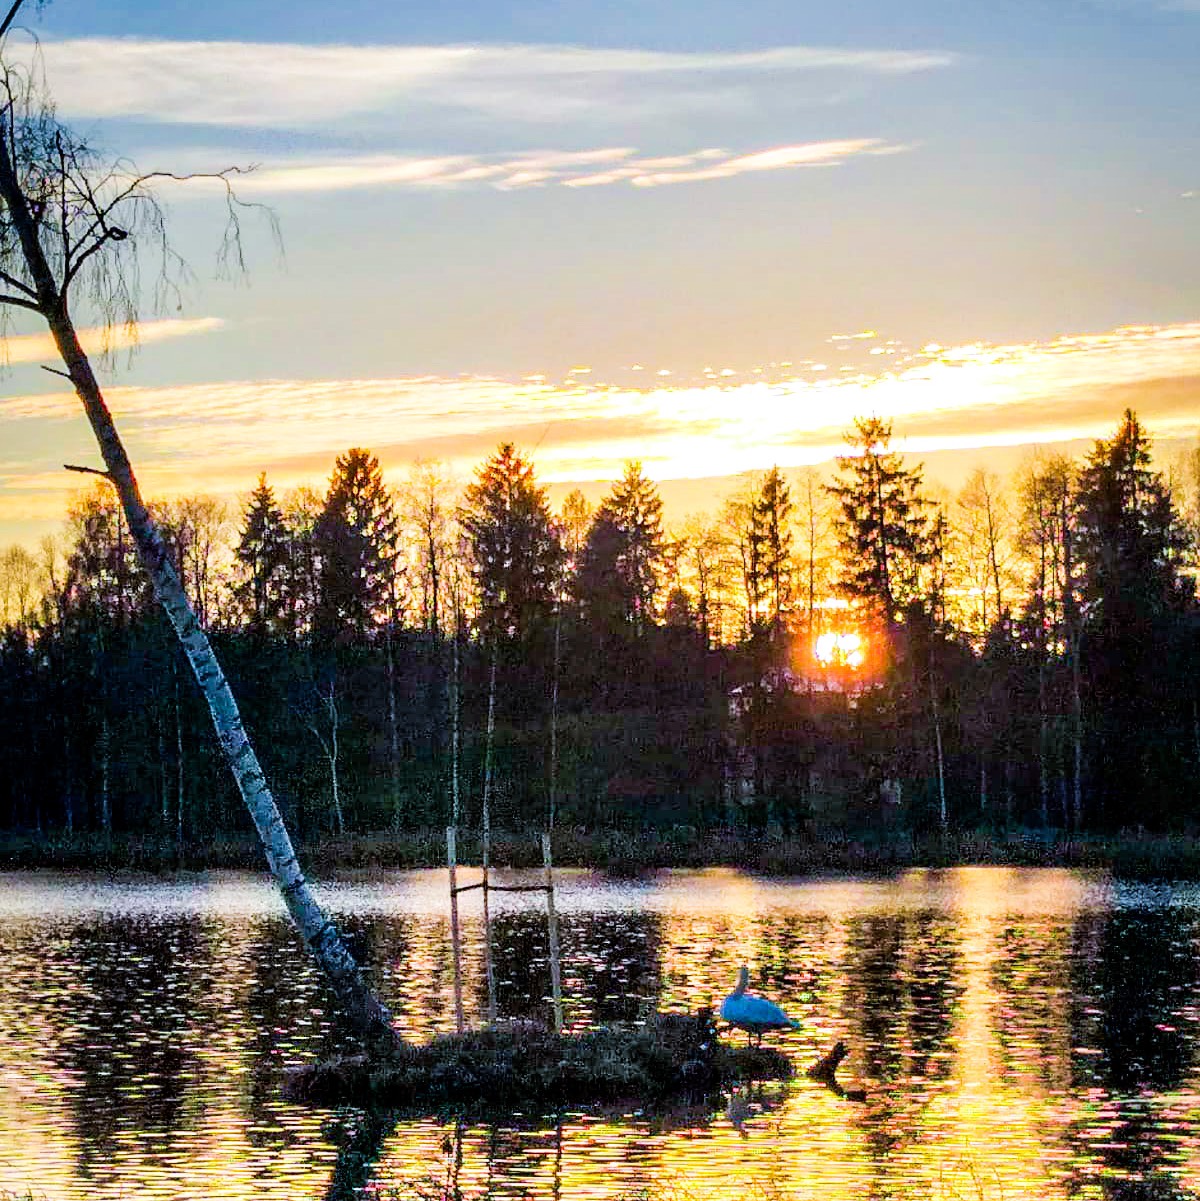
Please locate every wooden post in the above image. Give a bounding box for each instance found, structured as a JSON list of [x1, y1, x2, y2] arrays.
[[446, 825, 465, 1033], [451, 613, 460, 827], [549, 598, 560, 832], [481, 830, 497, 1025], [482, 647, 498, 1024], [543, 832, 563, 1032]]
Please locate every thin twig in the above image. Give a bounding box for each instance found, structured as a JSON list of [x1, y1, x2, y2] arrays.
[[41, 364, 71, 379]]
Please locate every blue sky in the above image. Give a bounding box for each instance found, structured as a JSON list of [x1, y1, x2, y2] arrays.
[[0, 0, 1197, 542]]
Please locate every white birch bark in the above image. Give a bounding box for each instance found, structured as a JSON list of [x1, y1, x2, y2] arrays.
[[0, 122, 396, 1048]]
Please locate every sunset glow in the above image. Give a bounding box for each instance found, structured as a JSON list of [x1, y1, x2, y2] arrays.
[[3, 319, 1199, 544], [0, 3, 1196, 553], [814, 630, 866, 669]]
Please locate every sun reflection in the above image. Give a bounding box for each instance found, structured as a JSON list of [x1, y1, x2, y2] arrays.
[[4, 870, 1199, 1201]]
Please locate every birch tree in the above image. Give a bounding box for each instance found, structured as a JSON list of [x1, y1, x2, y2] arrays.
[[0, 542, 39, 628], [0, 48, 394, 1043], [795, 468, 835, 649], [953, 468, 1015, 643]]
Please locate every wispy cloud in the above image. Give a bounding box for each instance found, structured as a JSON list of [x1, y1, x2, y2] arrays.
[[0, 317, 224, 365], [628, 140, 898, 186], [231, 141, 899, 194], [16, 37, 954, 129]]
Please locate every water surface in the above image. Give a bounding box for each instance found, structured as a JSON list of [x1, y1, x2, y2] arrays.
[[2, 866, 1198, 1200]]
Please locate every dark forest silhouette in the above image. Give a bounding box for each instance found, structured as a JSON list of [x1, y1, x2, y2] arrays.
[[0, 411, 1197, 856]]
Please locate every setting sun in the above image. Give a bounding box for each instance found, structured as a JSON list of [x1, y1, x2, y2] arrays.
[[814, 630, 866, 669]]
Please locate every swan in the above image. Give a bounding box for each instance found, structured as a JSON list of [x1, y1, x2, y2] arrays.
[[720, 966, 800, 1045]]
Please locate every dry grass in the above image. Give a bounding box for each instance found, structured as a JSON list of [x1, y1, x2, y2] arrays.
[[284, 1010, 790, 1114]]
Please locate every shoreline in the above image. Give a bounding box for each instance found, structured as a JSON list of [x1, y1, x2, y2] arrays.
[[2, 826, 1199, 879]]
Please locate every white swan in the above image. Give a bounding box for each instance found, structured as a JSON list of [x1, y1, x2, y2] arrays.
[[720, 966, 800, 1045]]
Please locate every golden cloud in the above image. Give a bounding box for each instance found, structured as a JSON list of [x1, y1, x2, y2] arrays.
[[2, 319, 1198, 545]]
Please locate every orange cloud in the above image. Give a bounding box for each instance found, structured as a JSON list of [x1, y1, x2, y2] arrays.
[[0, 317, 224, 366]]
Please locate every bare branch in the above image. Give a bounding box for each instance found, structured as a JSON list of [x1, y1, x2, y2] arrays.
[[63, 463, 113, 480], [61, 172, 151, 275], [135, 167, 283, 276], [0, 268, 34, 297], [61, 227, 124, 294], [40, 363, 70, 378], [0, 290, 38, 309], [0, 0, 28, 44]]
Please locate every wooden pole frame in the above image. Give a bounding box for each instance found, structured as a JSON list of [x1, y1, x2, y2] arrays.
[[445, 828, 564, 1032], [446, 825, 465, 1033], [543, 832, 563, 1032]]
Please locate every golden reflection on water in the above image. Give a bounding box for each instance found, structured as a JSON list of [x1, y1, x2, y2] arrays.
[[3, 867, 1200, 1200]]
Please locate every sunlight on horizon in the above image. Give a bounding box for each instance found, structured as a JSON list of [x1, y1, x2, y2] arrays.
[[2, 318, 1199, 545]]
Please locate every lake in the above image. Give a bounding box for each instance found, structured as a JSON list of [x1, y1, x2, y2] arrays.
[[1, 865, 1198, 1201]]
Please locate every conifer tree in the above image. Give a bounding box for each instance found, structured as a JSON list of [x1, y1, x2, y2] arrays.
[[314, 449, 399, 642], [827, 417, 935, 624], [1074, 410, 1196, 825], [1076, 409, 1194, 632], [747, 466, 795, 638], [460, 443, 561, 644], [577, 461, 664, 636], [233, 474, 290, 638]]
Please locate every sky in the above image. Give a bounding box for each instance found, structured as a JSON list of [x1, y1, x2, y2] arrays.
[[0, 0, 1198, 545]]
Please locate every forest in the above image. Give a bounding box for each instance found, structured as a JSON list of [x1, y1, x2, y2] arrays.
[[0, 408, 1197, 859]]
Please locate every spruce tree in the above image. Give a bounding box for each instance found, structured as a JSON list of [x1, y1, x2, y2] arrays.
[[577, 460, 664, 636], [1076, 409, 1194, 632], [827, 417, 935, 624], [314, 449, 399, 642], [459, 443, 561, 643], [233, 474, 291, 638], [747, 466, 796, 638], [1074, 410, 1196, 825]]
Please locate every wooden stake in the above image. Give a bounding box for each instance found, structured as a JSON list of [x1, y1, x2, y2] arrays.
[[543, 832, 563, 1033], [446, 825, 465, 1033], [481, 649, 498, 1024], [549, 597, 560, 831]]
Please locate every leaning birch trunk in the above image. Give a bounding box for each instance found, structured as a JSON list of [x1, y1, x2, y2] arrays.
[[0, 129, 396, 1049]]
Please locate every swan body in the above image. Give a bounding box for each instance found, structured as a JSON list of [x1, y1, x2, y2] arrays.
[[720, 966, 799, 1043]]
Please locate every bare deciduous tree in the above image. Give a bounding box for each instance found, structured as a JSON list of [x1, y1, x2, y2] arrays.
[[0, 542, 39, 627], [954, 467, 1015, 642]]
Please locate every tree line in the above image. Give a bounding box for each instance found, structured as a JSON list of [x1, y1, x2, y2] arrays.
[[1, 409, 1197, 847]]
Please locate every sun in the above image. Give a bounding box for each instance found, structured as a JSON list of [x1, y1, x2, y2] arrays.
[[814, 630, 865, 669]]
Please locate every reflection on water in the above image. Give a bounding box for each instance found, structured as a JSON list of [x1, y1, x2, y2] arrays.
[[2, 867, 1200, 1200]]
